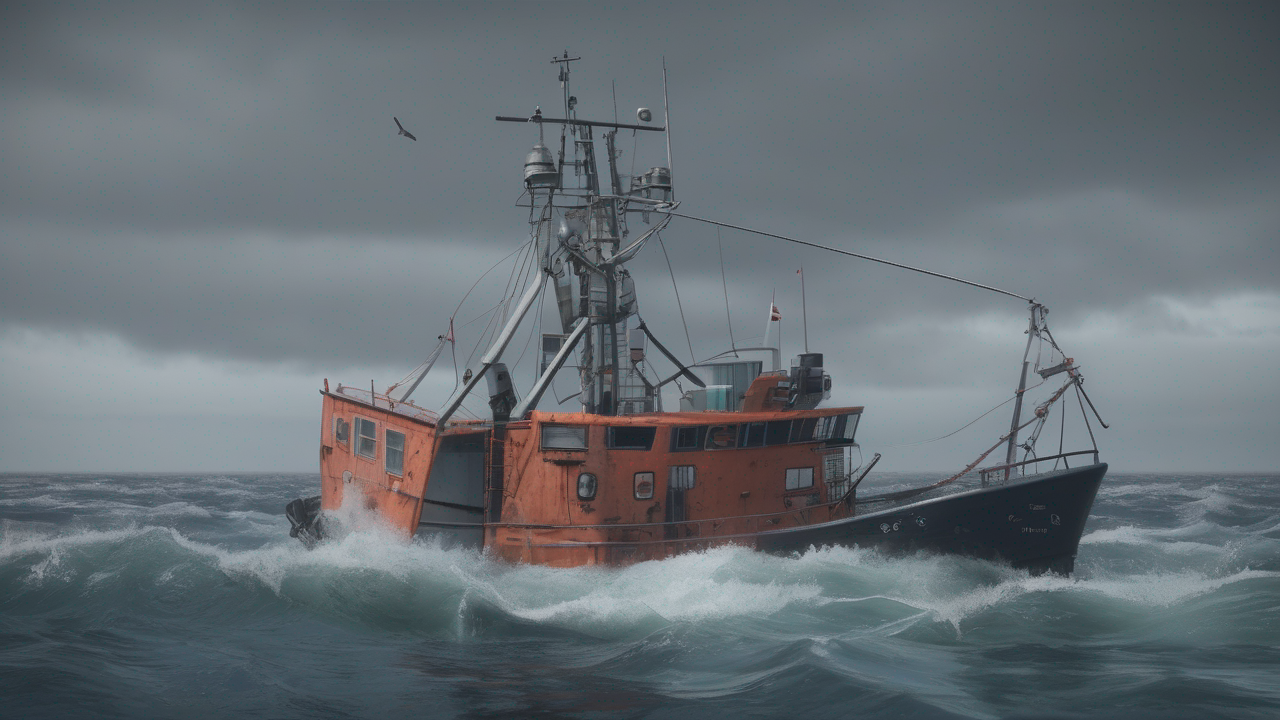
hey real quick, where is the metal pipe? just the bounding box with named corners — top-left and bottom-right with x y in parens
top-left (512, 317), bottom-right (591, 419)
top-left (495, 116), bottom-right (665, 133)
top-left (397, 335), bottom-right (449, 403)
top-left (638, 320), bottom-right (705, 388)
top-left (438, 273), bottom-right (547, 425)
top-left (663, 61), bottom-right (675, 202)
top-left (842, 452), bottom-right (882, 504)
top-left (1005, 305), bottom-right (1040, 480)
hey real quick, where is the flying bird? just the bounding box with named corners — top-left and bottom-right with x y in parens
top-left (394, 117), bottom-right (417, 142)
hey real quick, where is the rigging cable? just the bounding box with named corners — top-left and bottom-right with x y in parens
top-left (718, 227), bottom-right (737, 355)
top-left (656, 231), bottom-right (697, 362)
top-left (446, 239), bottom-right (536, 393)
top-left (659, 210), bottom-right (1032, 303)
top-left (880, 378), bottom-right (1046, 448)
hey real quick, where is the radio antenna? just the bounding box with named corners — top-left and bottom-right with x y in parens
top-left (663, 58), bottom-right (675, 202)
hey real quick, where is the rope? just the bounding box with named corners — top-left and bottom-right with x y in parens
top-left (860, 376), bottom-right (1076, 504)
top-left (880, 378), bottom-right (1046, 448)
top-left (660, 210), bottom-right (1031, 303)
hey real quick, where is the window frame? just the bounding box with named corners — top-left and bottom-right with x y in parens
top-left (333, 416), bottom-right (350, 447)
top-left (634, 471), bottom-right (655, 500)
top-left (670, 426), bottom-right (706, 451)
top-left (764, 420), bottom-right (792, 446)
top-left (385, 428), bottom-right (405, 477)
top-left (669, 465), bottom-right (697, 490)
top-left (542, 423), bottom-right (589, 451)
top-left (607, 426), bottom-right (657, 450)
top-left (785, 466), bottom-right (815, 491)
top-left (577, 472), bottom-right (598, 500)
top-left (704, 424), bottom-right (738, 450)
top-left (354, 416), bottom-right (378, 460)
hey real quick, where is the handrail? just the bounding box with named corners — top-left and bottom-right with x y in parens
top-left (978, 450), bottom-right (1099, 484)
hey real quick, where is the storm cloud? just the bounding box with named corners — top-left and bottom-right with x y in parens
top-left (1, 1), bottom-right (1276, 471)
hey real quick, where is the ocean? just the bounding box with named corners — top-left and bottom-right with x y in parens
top-left (1, 472), bottom-right (1277, 719)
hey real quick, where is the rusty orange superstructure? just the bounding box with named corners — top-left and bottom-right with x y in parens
top-left (317, 379), bottom-right (865, 567)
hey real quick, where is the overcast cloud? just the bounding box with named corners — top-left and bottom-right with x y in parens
top-left (1, 1), bottom-right (1276, 472)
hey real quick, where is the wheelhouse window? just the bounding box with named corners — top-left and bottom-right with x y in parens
top-left (704, 425), bottom-right (738, 449)
top-left (334, 417), bottom-right (350, 446)
top-left (814, 415), bottom-right (836, 441)
top-left (669, 465), bottom-right (696, 490)
top-left (785, 467), bottom-right (814, 491)
top-left (577, 472), bottom-right (598, 500)
top-left (671, 426), bottom-right (705, 451)
top-left (738, 422), bottom-right (767, 448)
top-left (385, 429), bottom-right (405, 476)
top-left (355, 417), bottom-right (377, 459)
top-left (792, 418), bottom-right (818, 443)
top-left (608, 426), bottom-right (656, 450)
top-left (634, 472), bottom-right (655, 500)
top-left (843, 413), bottom-right (860, 441)
top-left (765, 420), bottom-right (791, 446)
top-left (542, 423), bottom-right (588, 450)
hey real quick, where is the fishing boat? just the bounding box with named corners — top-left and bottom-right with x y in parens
top-left (286, 52), bottom-right (1110, 575)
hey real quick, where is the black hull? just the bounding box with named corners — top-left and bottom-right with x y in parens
top-left (754, 463), bottom-right (1107, 574)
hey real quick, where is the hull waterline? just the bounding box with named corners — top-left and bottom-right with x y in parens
top-left (754, 463), bottom-right (1107, 574)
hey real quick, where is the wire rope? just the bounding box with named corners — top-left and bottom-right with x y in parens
top-left (660, 210), bottom-right (1031, 303)
top-left (656, 231), bottom-right (697, 362)
top-left (717, 227), bottom-right (737, 355)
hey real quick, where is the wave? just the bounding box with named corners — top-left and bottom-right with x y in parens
top-left (5, 507), bottom-right (1279, 646)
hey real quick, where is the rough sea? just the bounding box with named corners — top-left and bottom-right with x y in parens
top-left (1, 472), bottom-right (1277, 719)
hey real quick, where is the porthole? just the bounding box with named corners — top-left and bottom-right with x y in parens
top-left (577, 472), bottom-right (598, 500)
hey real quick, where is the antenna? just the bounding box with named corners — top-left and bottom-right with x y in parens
top-left (799, 267), bottom-right (809, 353)
top-left (663, 58), bottom-right (674, 201)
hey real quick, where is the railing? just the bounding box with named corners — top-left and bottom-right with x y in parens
top-left (333, 384), bottom-right (441, 425)
top-left (978, 450), bottom-right (1100, 486)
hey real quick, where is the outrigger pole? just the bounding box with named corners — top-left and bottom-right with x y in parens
top-left (438, 274), bottom-right (546, 426)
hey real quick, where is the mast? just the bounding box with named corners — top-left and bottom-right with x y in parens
top-left (1005, 303), bottom-right (1041, 479)
top-left (480, 51), bottom-right (673, 421)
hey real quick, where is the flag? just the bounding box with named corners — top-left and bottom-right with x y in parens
top-left (770, 304), bottom-right (781, 321)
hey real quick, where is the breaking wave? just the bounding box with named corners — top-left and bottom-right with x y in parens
top-left (3, 472), bottom-right (1279, 718)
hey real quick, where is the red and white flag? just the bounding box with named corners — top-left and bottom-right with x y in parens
top-left (770, 304), bottom-right (782, 321)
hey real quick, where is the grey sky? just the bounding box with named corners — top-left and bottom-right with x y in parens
top-left (1, 1), bottom-right (1276, 472)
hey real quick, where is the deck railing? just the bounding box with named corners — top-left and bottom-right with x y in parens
top-left (978, 450), bottom-right (1100, 486)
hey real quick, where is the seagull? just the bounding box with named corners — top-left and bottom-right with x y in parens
top-left (394, 117), bottom-right (417, 142)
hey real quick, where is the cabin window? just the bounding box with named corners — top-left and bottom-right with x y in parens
top-left (669, 465), bottom-right (696, 490)
top-left (355, 417), bottom-right (377, 459)
top-left (843, 413), bottom-right (860, 441)
top-left (671, 426), bottom-right (705, 451)
top-left (385, 429), bottom-right (405, 476)
top-left (543, 423), bottom-right (588, 450)
top-left (765, 420), bottom-right (791, 446)
top-left (785, 467), bottom-right (814, 491)
top-left (704, 425), bottom-right (738, 449)
top-left (334, 417), bottom-right (350, 446)
top-left (739, 422), bottom-right (767, 448)
top-left (792, 418), bottom-right (818, 443)
top-left (813, 415), bottom-right (836, 441)
top-left (577, 472), bottom-right (598, 500)
top-left (608, 426), bottom-right (656, 450)
top-left (634, 472), bottom-right (655, 500)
